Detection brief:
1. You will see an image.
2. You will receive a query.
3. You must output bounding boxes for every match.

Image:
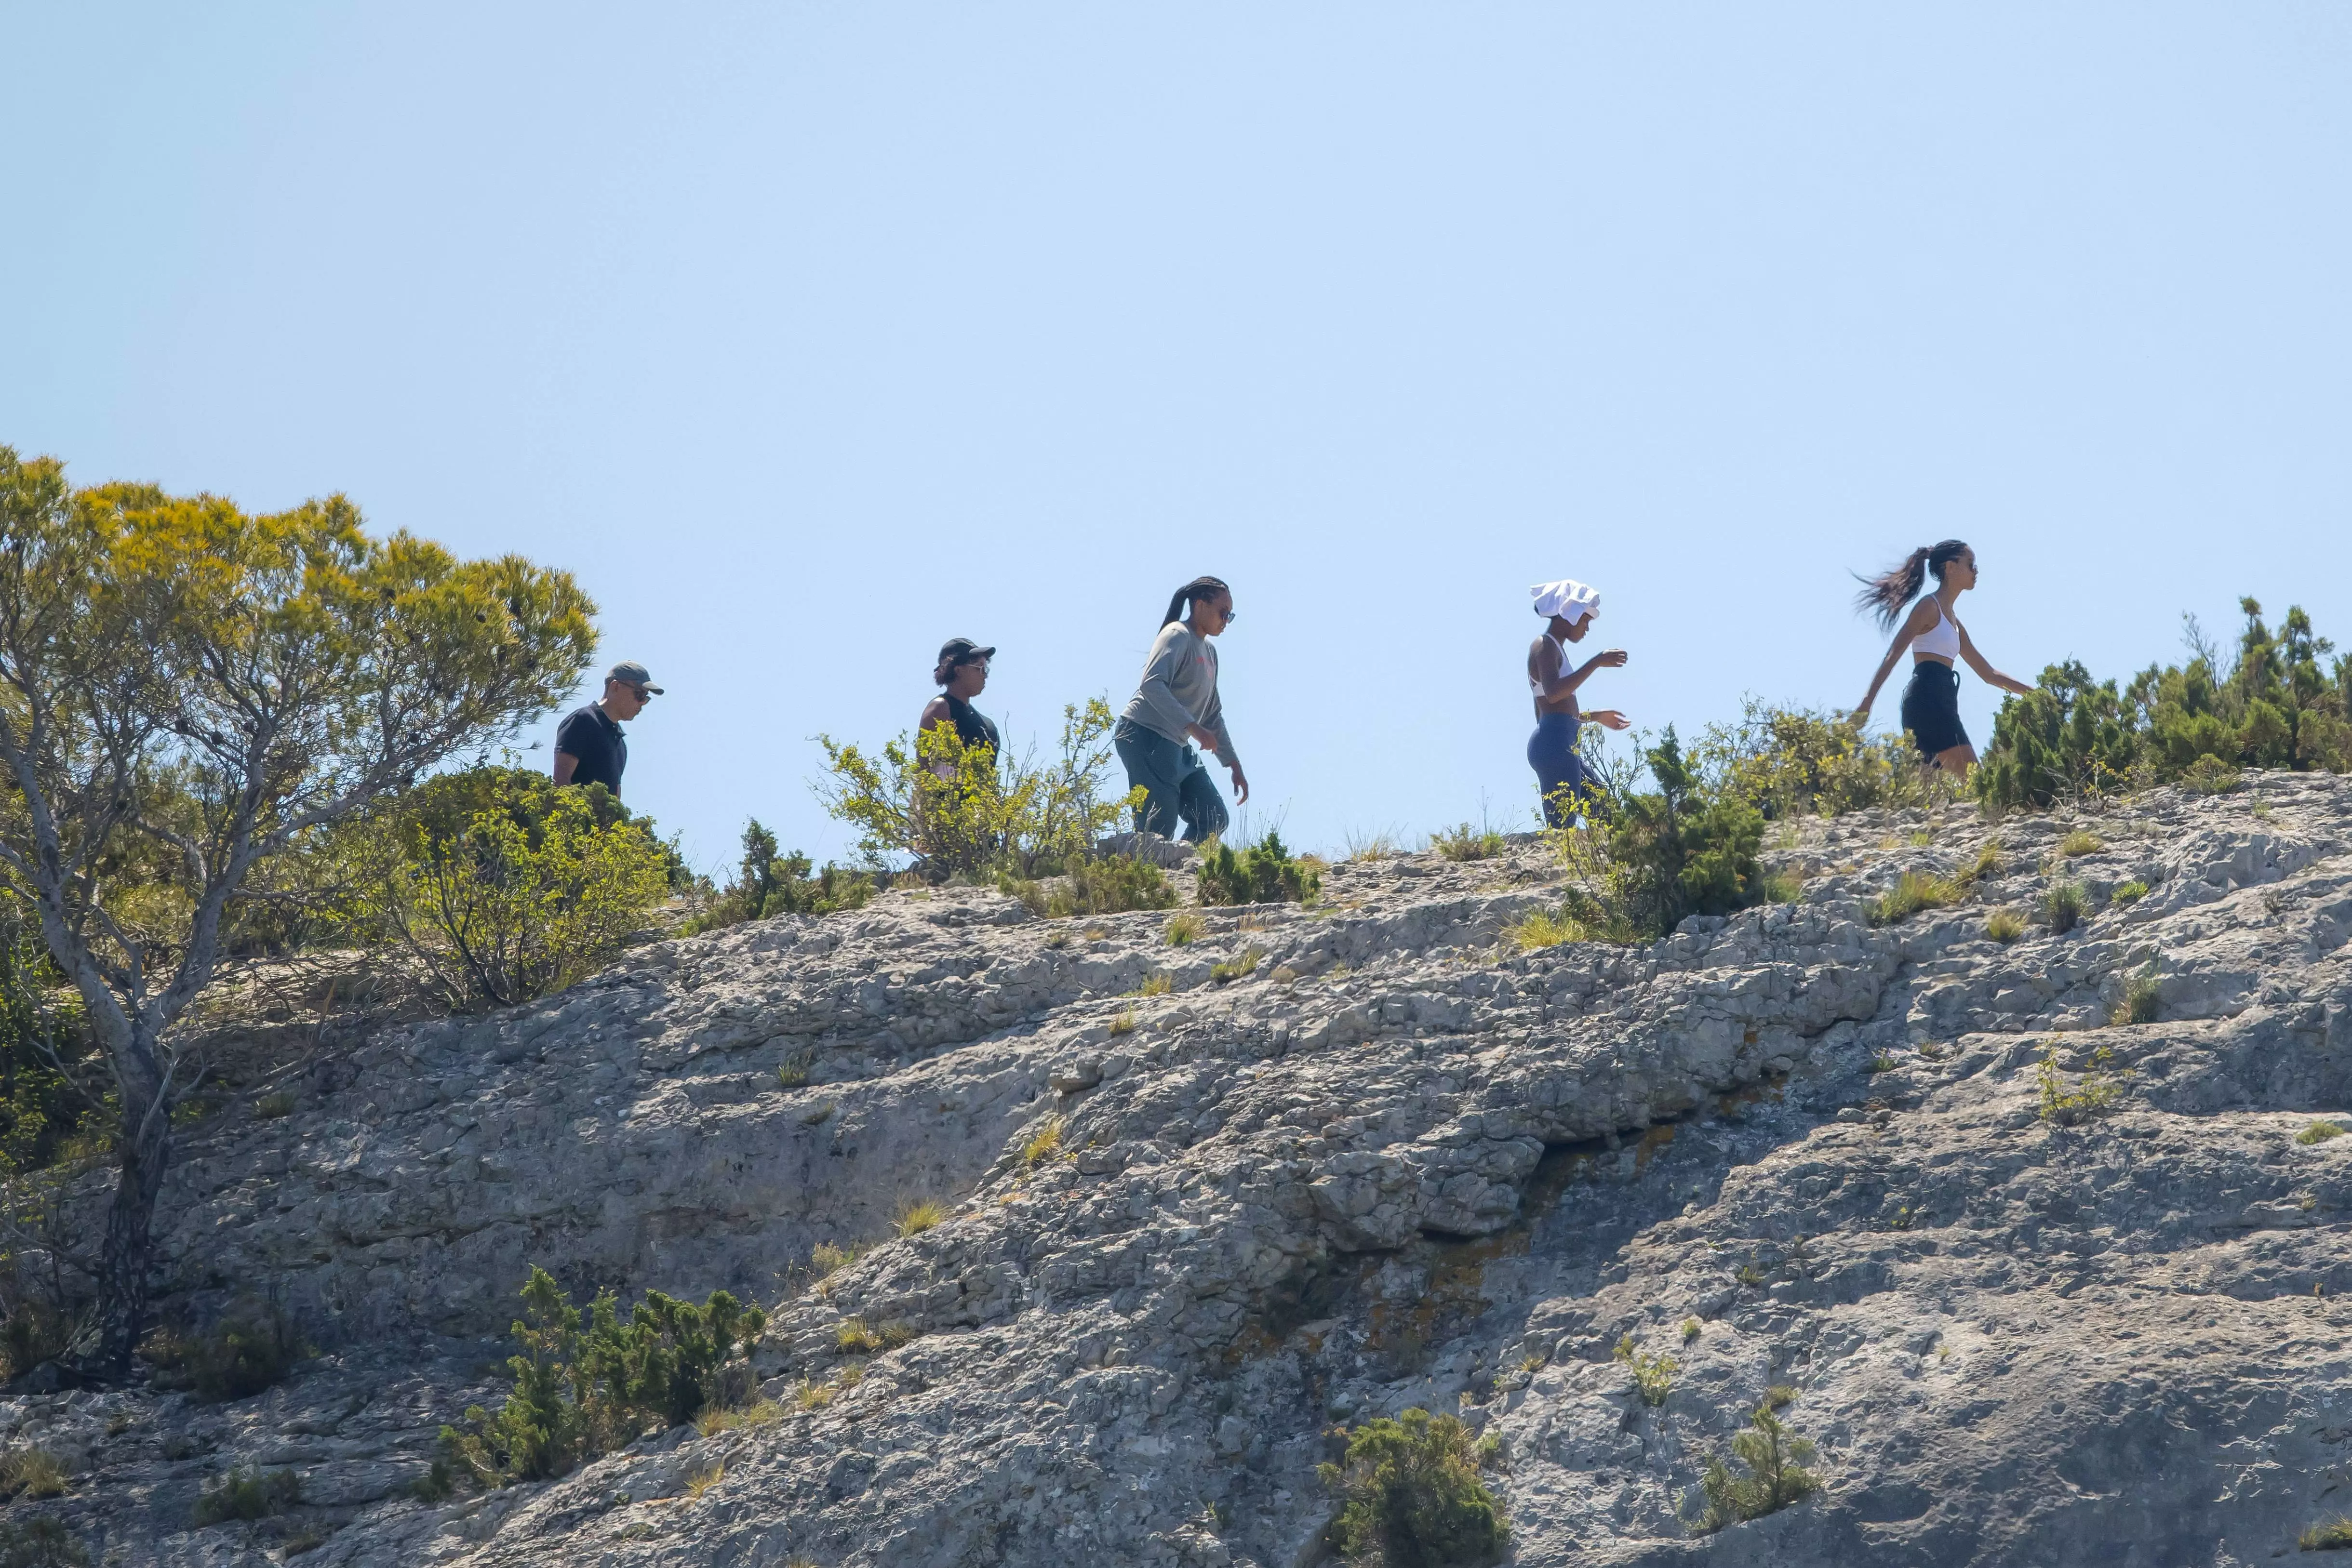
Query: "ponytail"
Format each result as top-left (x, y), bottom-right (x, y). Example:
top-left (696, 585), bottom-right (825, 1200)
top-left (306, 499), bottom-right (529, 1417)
top-left (1853, 539), bottom-right (1968, 629)
top-left (1161, 575), bottom-right (1230, 630)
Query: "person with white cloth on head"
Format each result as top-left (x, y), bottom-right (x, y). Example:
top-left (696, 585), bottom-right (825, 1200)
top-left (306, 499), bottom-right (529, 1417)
top-left (1526, 579), bottom-right (1630, 828)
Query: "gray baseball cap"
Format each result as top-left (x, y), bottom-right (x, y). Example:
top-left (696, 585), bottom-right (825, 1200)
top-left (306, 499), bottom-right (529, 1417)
top-left (607, 661), bottom-right (663, 694)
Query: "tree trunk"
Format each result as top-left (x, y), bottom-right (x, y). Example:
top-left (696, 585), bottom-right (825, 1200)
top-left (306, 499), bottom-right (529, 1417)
top-left (94, 1082), bottom-right (171, 1376)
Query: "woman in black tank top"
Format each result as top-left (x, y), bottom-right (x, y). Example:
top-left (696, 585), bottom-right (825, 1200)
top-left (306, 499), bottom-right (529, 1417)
top-left (922, 637), bottom-right (1000, 771)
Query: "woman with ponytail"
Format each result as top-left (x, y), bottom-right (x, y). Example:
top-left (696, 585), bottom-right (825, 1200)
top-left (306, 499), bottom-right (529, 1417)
top-left (1850, 540), bottom-right (2033, 776)
top-left (1114, 576), bottom-right (1248, 842)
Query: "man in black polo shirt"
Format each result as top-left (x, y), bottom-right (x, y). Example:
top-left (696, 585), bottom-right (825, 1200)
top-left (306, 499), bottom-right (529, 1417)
top-left (554, 661), bottom-right (661, 800)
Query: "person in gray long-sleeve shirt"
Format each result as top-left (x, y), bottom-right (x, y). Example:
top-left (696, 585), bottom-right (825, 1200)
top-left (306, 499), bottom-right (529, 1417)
top-left (1114, 575), bottom-right (1250, 842)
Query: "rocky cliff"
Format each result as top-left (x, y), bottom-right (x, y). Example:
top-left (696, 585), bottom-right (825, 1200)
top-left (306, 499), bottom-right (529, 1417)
top-left (12, 775), bottom-right (2352, 1566)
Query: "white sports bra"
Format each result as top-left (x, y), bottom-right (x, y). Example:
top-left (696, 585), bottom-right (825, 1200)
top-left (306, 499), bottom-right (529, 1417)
top-left (1531, 631), bottom-right (1567, 695)
top-left (1912, 598), bottom-right (1961, 661)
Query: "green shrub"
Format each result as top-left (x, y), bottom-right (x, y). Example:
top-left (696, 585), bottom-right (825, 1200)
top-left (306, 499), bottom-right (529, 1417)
top-left (1868, 871), bottom-right (1964, 927)
top-left (1503, 909), bottom-right (1589, 951)
top-left (354, 767), bottom-right (673, 1011)
top-left (193, 1466), bottom-right (300, 1526)
top-left (1164, 912), bottom-right (1206, 946)
top-left (2041, 881), bottom-right (2087, 934)
top-left (0, 1517), bottom-right (88, 1567)
top-left (2300, 1515), bottom-right (2352, 1551)
top-left (440, 1265), bottom-right (766, 1488)
top-left (184, 1301), bottom-right (308, 1401)
top-left (1050, 856), bottom-right (1174, 917)
top-left (1559, 729), bottom-right (1768, 940)
top-left (1209, 946), bottom-right (1265, 983)
top-left (1197, 832), bottom-right (1322, 907)
top-left (1431, 824), bottom-right (1507, 862)
top-left (0, 1447), bottom-right (67, 1500)
top-left (1691, 1405), bottom-right (1820, 1533)
top-left (2056, 829), bottom-right (2104, 857)
top-left (2183, 754), bottom-right (2243, 794)
top-left (2111, 878), bottom-right (2150, 905)
top-left (0, 893), bottom-right (98, 1182)
top-left (1694, 701), bottom-right (1951, 820)
top-left (683, 820), bottom-right (873, 934)
top-left (894, 1198), bottom-right (946, 1236)
top-left (1318, 1407), bottom-right (1508, 1566)
top-left (2113, 969), bottom-right (2162, 1026)
top-left (1985, 908), bottom-right (2026, 944)
top-left (815, 698), bottom-right (1143, 882)
top-left (2297, 1120), bottom-right (2345, 1146)
top-left (2036, 1044), bottom-right (2133, 1125)
top-left (1614, 1333), bottom-right (1676, 1406)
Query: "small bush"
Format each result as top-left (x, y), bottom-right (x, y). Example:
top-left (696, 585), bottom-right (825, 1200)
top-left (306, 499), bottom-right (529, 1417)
top-left (1691, 1405), bottom-right (1819, 1534)
top-left (1503, 909), bottom-right (1589, 951)
top-left (1966, 840), bottom-right (2003, 884)
top-left (2057, 830), bottom-right (2104, 858)
top-left (809, 1240), bottom-right (868, 1280)
top-left (1753, 870), bottom-right (1804, 905)
top-left (1560, 728), bottom-right (1771, 940)
top-left (894, 1198), bottom-right (946, 1237)
top-left (1050, 856), bottom-right (1174, 917)
top-left (2113, 969), bottom-right (2162, 1026)
top-left (2183, 754), bottom-right (2243, 794)
top-left (1164, 912), bottom-right (1205, 946)
top-left (0, 1447), bottom-right (67, 1500)
top-left (1614, 1333), bottom-right (1676, 1406)
top-left (1343, 829), bottom-right (1403, 863)
top-left (1197, 832), bottom-right (1322, 907)
top-left (1431, 824), bottom-right (1507, 862)
top-left (696, 1398), bottom-right (780, 1436)
top-left (2041, 881), bottom-right (2087, 934)
top-left (162, 1301), bottom-right (307, 1402)
top-left (1132, 973), bottom-right (1174, 997)
top-left (1107, 1009), bottom-right (1137, 1036)
top-left (794, 1376), bottom-right (833, 1411)
top-left (1209, 946), bottom-right (1265, 983)
top-left (2302, 1515), bottom-right (2352, 1551)
top-left (1021, 1115), bottom-right (1065, 1167)
top-left (1697, 701), bottom-right (1951, 820)
top-left (2111, 878), bottom-right (2150, 905)
top-left (354, 767), bottom-right (673, 1011)
top-left (193, 1466), bottom-right (300, 1526)
top-left (1868, 871), bottom-right (1964, 927)
top-left (1318, 1407), bottom-right (1508, 1566)
top-left (1867, 1051), bottom-right (1900, 1074)
top-left (440, 1266), bottom-right (766, 1488)
top-left (2298, 1120), bottom-right (2345, 1146)
top-left (834, 1317), bottom-right (913, 1356)
top-left (683, 1462), bottom-right (724, 1501)
top-left (1986, 907), bottom-right (2027, 944)
top-left (684, 820), bottom-right (875, 934)
top-left (2036, 1044), bottom-right (2133, 1125)
top-left (1681, 1317), bottom-right (1701, 1343)
top-left (0, 1518), bottom-right (88, 1567)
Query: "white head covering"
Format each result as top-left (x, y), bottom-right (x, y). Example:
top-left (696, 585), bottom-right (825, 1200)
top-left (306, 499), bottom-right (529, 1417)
top-left (1531, 578), bottom-right (1600, 626)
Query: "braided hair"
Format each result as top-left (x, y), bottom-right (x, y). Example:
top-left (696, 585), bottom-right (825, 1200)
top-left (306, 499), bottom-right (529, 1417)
top-left (1161, 575), bottom-right (1230, 629)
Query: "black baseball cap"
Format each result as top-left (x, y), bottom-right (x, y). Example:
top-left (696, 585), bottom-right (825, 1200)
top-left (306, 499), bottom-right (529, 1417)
top-left (937, 638), bottom-right (995, 666)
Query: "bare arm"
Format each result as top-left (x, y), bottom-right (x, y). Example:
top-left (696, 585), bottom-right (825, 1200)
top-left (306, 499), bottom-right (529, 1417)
top-left (1955, 619), bottom-right (2034, 698)
top-left (1538, 644), bottom-right (1627, 700)
top-left (553, 751), bottom-right (578, 785)
top-left (1852, 600), bottom-right (1940, 723)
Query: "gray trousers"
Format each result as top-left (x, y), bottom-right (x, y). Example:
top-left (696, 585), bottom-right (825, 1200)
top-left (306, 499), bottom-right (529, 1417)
top-left (1113, 719), bottom-right (1229, 843)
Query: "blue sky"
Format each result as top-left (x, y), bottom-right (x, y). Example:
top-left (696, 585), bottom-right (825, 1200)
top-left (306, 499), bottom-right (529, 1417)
top-left (6, 5), bottom-right (2349, 870)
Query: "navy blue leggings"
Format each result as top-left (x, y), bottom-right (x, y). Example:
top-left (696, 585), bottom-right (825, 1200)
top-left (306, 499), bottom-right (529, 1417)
top-left (1527, 712), bottom-right (1589, 828)
top-left (1114, 719), bottom-right (1230, 843)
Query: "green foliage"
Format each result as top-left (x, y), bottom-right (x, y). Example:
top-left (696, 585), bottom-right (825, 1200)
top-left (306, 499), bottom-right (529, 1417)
top-left (181, 1301), bottom-right (307, 1401)
top-left (0, 1447), bottom-right (67, 1500)
top-left (2042, 880), bottom-right (2087, 934)
top-left (1318, 1407), bottom-right (1509, 1567)
top-left (1048, 855), bottom-right (1174, 917)
top-left (193, 1466), bottom-right (300, 1526)
top-left (2111, 878), bottom-right (2150, 905)
top-left (1985, 906), bottom-right (2026, 944)
top-left (2113, 968), bottom-right (2162, 1026)
top-left (1502, 909), bottom-right (1590, 951)
top-left (1614, 1333), bottom-right (1676, 1406)
top-left (1868, 870), bottom-right (1964, 927)
top-left (893, 1198), bottom-right (946, 1237)
top-left (356, 767), bottom-right (673, 1011)
top-left (1196, 832), bottom-right (1322, 907)
top-left (440, 1265), bottom-right (766, 1488)
top-left (0, 1518), bottom-right (88, 1567)
top-left (1164, 911), bottom-right (1206, 946)
top-left (815, 698), bottom-right (1143, 882)
top-left (1562, 728), bottom-right (1767, 939)
top-left (2036, 1044), bottom-right (2133, 1125)
top-left (0, 895), bottom-right (94, 1180)
top-left (2297, 1120), bottom-right (2345, 1147)
top-left (1210, 945), bottom-right (1265, 983)
top-left (683, 820), bottom-right (873, 934)
top-left (1696, 701), bottom-right (1953, 820)
top-left (1691, 1405), bottom-right (1820, 1533)
top-left (1430, 824), bottom-right (1507, 862)
top-left (2056, 830), bottom-right (2104, 858)
top-left (2300, 1515), bottom-right (2352, 1551)
top-left (1976, 601), bottom-right (2352, 811)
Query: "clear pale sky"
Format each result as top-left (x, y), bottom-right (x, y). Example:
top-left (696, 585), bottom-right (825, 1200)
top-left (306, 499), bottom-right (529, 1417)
top-left (7, 6), bottom-right (2349, 871)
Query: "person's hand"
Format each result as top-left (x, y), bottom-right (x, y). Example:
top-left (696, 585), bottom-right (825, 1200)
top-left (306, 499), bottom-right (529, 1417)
top-left (1588, 649), bottom-right (1629, 670)
top-left (1587, 709), bottom-right (1632, 731)
top-left (1188, 723), bottom-right (1221, 753)
top-left (1230, 763), bottom-right (1250, 805)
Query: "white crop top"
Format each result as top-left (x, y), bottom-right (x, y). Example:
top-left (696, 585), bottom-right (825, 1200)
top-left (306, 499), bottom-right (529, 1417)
top-left (1911, 598), bottom-right (1961, 660)
top-left (1531, 631), bottom-right (1567, 695)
